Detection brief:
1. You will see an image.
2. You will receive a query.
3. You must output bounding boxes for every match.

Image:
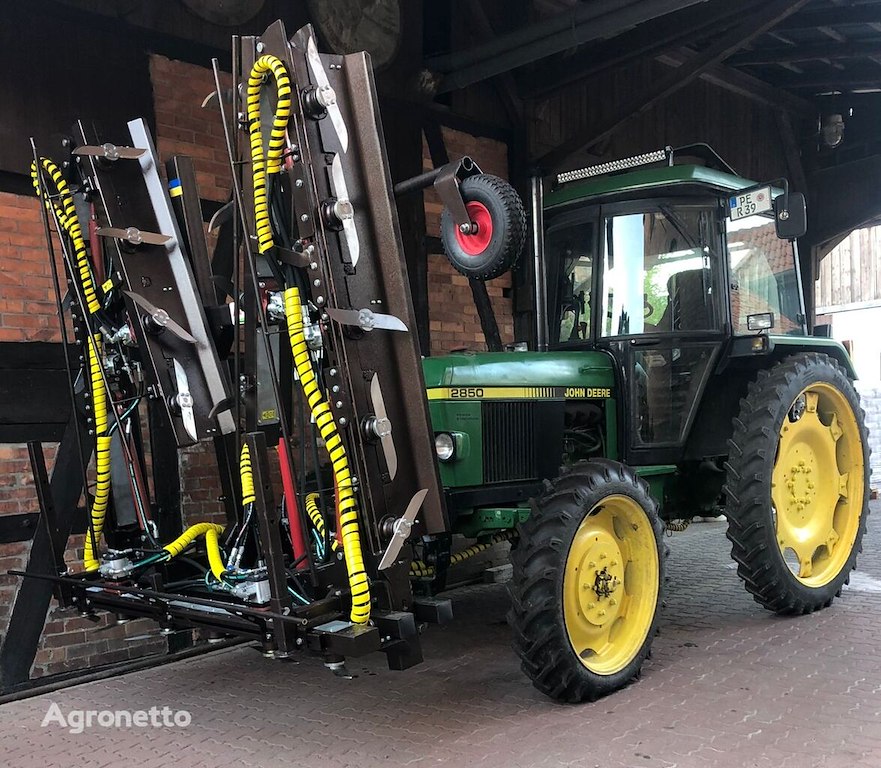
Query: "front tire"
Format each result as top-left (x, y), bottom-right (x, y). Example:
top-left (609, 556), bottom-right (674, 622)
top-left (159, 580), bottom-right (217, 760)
top-left (725, 352), bottom-right (870, 614)
top-left (508, 460), bottom-right (666, 702)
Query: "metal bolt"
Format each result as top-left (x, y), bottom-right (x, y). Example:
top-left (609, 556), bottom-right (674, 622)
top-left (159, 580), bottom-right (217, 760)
top-left (310, 262), bottom-right (318, 270)
top-left (256, 42), bottom-right (265, 53)
top-left (458, 222), bottom-right (472, 234)
top-left (588, 561), bottom-right (596, 568)
top-left (339, 417), bottom-right (348, 426)
top-left (316, 296), bottom-right (325, 305)
top-left (332, 385), bottom-right (340, 393)
top-left (300, 213), bottom-right (309, 222)
top-left (295, 179), bottom-right (304, 188)
top-left (598, 610), bottom-right (606, 617)
top-left (335, 401), bottom-right (343, 409)
top-left (313, 279), bottom-right (321, 287)
top-left (329, 368), bottom-right (337, 376)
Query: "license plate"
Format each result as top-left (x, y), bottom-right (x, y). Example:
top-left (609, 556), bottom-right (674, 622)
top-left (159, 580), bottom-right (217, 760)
top-left (729, 186), bottom-right (772, 220)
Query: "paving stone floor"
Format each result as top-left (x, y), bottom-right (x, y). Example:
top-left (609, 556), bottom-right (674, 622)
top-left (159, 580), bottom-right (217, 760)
top-left (2, 504), bottom-right (880, 767)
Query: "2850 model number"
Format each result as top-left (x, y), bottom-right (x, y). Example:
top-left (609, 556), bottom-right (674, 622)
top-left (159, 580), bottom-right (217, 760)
top-left (450, 387), bottom-right (485, 398)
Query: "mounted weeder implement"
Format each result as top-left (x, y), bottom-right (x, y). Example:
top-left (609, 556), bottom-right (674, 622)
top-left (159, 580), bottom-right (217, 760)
top-left (16, 19), bottom-right (523, 673)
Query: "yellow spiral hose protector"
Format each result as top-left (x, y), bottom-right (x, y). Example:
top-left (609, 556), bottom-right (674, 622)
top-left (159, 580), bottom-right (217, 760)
top-left (163, 522), bottom-right (226, 580)
top-left (240, 442), bottom-right (256, 506)
top-left (410, 531), bottom-right (519, 578)
top-left (284, 287), bottom-right (370, 624)
top-left (31, 158), bottom-right (108, 570)
top-left (30, 158), bottom-right (101, 316)
top-left (247, 54), bottom-right (292, 254)
top-left (305, 492), bottom-right (339, 552)
top-left (82, 335), bottom-right (112, 571)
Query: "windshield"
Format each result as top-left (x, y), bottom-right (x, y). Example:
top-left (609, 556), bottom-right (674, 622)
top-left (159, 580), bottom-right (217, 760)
top-left (601, 207), bottom-right (717, 337)
top-left (727, 214), bottom-right (803, 335)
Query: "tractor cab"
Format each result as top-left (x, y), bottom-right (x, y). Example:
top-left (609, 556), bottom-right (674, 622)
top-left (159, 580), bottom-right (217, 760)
top-left (541, 149), bottom-right (809, 465)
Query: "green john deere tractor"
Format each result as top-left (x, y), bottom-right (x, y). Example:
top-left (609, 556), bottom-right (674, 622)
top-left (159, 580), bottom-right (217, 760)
top-left (424, 146), bottom-right (870, 702)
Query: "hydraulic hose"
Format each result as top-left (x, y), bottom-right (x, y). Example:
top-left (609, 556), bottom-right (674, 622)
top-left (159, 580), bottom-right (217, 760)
top-left (30, 158), bottom-right (101, 316)
top-left (410, 531), bottom-right (518, 578)
top-left (239, 442), bottom-right (256, 505)
top-left (246, 54), bottom-right (292, 254)
top-left (163, 522), bottom-right (226, 580)
top-left (284, 287), bottom-right (370, 624)
top-left (32, 159), bottom-right (110, 571)
top-left (305, 492), bottom-right (338, 553)
top-left (82, 336), bottom-right (112, 571)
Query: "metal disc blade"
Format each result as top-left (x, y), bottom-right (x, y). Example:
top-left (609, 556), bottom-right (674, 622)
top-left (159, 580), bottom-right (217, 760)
top-left (123, 291), bottom-right (198, 345)
top-left (325, 307), bottom-right (408, 333)
top-left (370, 373), bottom-right (397, 480)
top-left (97, 227), bottom-right (172, 247)
top-left (73, 144), bottom-right (146, 160)
top-left (307, 36), bottom-right (349, 153)
top-left (378, 488), bottom-right (429, 570)
top-left (331, 154), bottom-right (360, 266)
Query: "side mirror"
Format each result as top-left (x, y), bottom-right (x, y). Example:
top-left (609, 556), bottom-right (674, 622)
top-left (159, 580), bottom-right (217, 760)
top-left (773, 192), bottom-right (807, 240)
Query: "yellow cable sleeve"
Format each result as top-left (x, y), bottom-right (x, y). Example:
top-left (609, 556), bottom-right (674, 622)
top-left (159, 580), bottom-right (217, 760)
top-left (30, 158), bottom-right (101, 315)
top-left (246, 54), bottom-right (292, 254)
top-left (82, 336), bottom-right (111, 572)
top-left (163, 522), bottom-right (226, 579)
top-left (240, 443), bottom-right (256, 506)
top-left (31, 158), bottom-right (107, 570)
top-left (204, 526), bottom-right (227, 580)
top-left (305, 492), bottom-right (339, 551)
top-left (410, 531), bottom-right (518, 578)
top-left (285, 287), bottom-right (370, 624)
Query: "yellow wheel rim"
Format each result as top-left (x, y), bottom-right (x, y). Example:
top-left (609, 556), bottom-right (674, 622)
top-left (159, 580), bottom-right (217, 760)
top-left (771, 382), bottom-right (864, 587)
top-left (563, 495), bottom-right (659, 675)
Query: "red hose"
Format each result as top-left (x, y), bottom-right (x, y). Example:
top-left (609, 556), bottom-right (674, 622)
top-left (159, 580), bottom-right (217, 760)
top-left (278, 438), bottom-right (308, 570)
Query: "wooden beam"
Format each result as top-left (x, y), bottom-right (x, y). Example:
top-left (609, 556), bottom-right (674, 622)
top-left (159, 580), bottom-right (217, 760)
top-left (519, 0), bottom-right (749, 99)
top-left (772, 72), bottom-right (881, 93)
top-left (777, 7), bottom-right (881, 31)
top-left (464, 0), bottom-right (524, 123)
top-left (731, 40), bottom-right (881, 66)
top-left (537, 0), bottom-right (811, 171)
top-left (657, 48), bottom-right (815, 116)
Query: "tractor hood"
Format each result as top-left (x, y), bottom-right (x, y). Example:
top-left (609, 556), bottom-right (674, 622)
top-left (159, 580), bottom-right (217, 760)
top-left (422, 350), bottom-right (615, 391)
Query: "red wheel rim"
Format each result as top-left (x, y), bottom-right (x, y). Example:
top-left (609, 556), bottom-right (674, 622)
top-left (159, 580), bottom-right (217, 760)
top-left (454, 201), bottom-right (493, 256)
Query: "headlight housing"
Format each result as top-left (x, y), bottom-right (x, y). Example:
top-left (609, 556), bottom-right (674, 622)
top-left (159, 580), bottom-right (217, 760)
top-left (434, 432), bottom-right (456, 462)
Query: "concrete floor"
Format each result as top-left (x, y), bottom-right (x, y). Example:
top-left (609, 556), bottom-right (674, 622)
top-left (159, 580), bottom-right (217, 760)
top-left (1, 505), bottom-right (880, 768)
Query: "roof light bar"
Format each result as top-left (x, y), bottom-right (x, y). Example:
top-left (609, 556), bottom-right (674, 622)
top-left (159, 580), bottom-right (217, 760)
top-left (555, 148), bottom-right (671, 186)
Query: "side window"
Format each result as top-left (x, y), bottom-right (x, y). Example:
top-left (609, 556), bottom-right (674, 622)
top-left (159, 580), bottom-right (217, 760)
top-left (546, 218), bottom-right (595, 343)
top-left (727, 215), bottom-right (802, 335)
top-left (601, 209), bottom-right (717, 337)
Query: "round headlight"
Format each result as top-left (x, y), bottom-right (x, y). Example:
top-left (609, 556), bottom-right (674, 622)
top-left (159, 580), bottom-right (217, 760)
top-left (435, 432), bottom-right (455, 462)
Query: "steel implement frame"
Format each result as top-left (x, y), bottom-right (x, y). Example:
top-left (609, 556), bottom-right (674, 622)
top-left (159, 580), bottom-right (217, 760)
top-left (72, 119), bottom-right (234, 446)
top-left (255, 22), bottom-right (446, 584)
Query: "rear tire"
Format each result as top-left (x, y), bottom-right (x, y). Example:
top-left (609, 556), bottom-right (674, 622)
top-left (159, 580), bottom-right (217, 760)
top-left (724, 352), bottom-right (869, 614)
top-left (508, 459), bottom-right (666, 702)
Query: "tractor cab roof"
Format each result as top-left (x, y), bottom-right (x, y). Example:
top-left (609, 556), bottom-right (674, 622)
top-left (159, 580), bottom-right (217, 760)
top-left (545, 145), bottom-right (760, 210)
top-left (545, 164), bottom-right (757, 210)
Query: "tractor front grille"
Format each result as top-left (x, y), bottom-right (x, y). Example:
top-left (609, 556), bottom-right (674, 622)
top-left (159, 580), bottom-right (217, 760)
top-left (482, 401), bottom-right (538, 483)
